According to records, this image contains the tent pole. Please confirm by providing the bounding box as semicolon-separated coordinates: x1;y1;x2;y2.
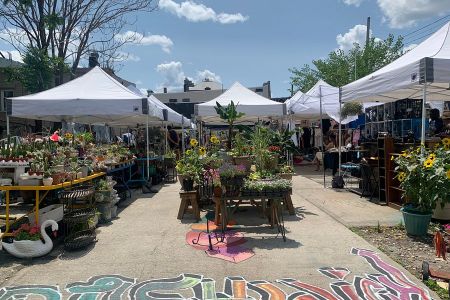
182;116;185;153
319;86;325;188
164;122;168;154
146;113;150;181
6;114;10;136
421;83;427;146
338;87;342;176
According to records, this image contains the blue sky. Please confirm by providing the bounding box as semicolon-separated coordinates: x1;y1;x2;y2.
2;0;450;97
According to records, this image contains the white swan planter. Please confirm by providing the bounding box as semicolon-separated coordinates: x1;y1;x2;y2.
2;219;58;259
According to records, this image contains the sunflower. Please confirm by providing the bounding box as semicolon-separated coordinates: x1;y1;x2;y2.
423;159;434;168
445;144;450;151
190;138;198;148
210;135;220;144
442;137;450;146
64;132;73;140
397;172;406;182
185;149;193;156
428;153;436;161
447;169;450;180
198;146;206;156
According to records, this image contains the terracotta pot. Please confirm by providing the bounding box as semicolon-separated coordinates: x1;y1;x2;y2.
51;173;66;184
233;156;252;171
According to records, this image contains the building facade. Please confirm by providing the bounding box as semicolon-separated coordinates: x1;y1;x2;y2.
152;79;272;119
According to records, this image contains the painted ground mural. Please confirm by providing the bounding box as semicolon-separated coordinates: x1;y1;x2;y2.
0;248;432;299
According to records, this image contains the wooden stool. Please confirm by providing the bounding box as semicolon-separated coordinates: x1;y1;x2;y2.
178;191;200;221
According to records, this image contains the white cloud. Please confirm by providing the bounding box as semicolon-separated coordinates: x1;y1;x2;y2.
377;0;450;29
0;50;23;63
336;24;370;51
159;0;248;24
155;62;222;91
343;0;363;7
156;61;186;90
115;31;173;53
403;43;418;53
196;69;221;83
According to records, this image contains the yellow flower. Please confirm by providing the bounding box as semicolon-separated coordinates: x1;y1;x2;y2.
210;135;220;144
447;169;450;180
423;159;434;168
391;155;394;161
65;132;73;139
198;147;206;156
428;153;436;161
445;144;450;151
397;172;406;182
442;137;450;146
190;138;198;148
186;149;192;156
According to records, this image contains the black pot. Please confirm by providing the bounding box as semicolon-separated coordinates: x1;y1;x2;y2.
182;178;194;191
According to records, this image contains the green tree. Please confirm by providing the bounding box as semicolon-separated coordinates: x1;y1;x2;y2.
289;34;404;93
4;47;67;93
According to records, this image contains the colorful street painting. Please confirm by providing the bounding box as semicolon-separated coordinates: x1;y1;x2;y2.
0;248;432;299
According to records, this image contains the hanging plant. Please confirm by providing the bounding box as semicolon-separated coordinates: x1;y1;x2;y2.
341;103;363;119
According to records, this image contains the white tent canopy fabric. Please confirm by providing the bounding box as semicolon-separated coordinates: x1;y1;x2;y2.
8;66;151;125
342;21;450;103
195;82;286;124
289;80;358;124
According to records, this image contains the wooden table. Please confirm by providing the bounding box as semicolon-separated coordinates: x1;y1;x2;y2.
214;193;289;242
0;172;105;238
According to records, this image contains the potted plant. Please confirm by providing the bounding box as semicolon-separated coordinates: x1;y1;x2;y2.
394;141;450;235
230;133;253;170
204;168;222;197
279;165;294;180
214;101;245;149
42;170;54;186
176;148;202;191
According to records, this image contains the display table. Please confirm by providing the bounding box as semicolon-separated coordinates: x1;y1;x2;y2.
213;192;290;242
105;159;135;198
0;172;105;238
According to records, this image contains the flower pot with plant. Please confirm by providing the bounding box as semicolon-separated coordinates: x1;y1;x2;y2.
394;141;450;236
176;148;202;191
279;165;294;180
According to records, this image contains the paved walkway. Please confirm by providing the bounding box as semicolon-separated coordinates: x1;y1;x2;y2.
0;174;435;299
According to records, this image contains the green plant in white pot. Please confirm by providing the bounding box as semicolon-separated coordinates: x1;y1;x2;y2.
394;139;450;235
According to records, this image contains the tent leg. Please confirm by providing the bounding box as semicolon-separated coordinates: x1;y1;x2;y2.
421;84;427;146
6;114;10;136
182;117;185;153
146;113;150;181
338;88;342;176
319;86;325;188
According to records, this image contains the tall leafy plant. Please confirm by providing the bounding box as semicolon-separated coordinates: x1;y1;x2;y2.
214;101;245;149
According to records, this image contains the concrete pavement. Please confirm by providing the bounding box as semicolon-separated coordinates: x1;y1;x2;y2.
0;173;435;299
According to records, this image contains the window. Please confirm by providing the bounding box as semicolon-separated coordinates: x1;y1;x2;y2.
169;98;177;103
0;90;13;112
255;88;263;93
204;87;211;90
182;98;190;102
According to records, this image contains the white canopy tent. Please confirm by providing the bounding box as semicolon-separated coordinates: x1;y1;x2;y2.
290;80;359;124
341;21;450;143
7;66;153;127
195;82;286;124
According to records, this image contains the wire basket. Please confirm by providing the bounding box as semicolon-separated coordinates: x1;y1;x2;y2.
59;185;95;205
64;228;97;251
63;208;96;224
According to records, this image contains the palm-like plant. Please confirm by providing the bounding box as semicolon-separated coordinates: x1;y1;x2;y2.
214;101;245;149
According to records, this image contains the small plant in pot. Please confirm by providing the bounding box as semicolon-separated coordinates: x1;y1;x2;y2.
394;142;450;236
42;170;53;186
279;165;294;180
176;148;202;191
204;168;221;197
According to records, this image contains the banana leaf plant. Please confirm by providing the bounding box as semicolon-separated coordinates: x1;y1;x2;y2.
214;101;245;149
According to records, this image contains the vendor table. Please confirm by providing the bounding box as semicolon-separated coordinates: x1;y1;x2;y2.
127;157;162;187
105;159;135;198
213;193;289;242
0;172;105;238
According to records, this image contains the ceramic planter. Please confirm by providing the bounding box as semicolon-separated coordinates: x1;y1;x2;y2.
432;201;450;221
42;178;54;186
401;207;432;236
233;156;252;171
